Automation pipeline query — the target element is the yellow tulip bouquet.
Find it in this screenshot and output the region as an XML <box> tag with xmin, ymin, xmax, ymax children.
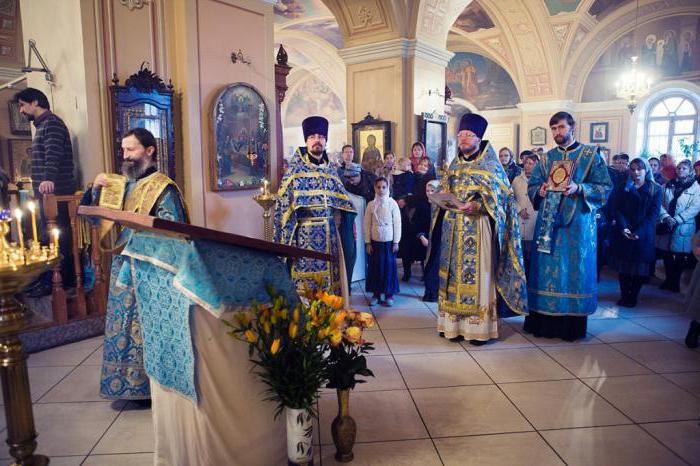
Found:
<box><xmin>225</xmin><ymin>285</ymin><xmax>362</xmax><ymax>418</ymax></box>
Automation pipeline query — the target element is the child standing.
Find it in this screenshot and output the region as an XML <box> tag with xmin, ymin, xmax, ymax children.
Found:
<box><xmin>417</xmin><ymin>180</ymin><xmax>442</xmax><ymax>302</ymax></box>
<box><xmin>364</xmin><ymin>177</ymin><xmax>402</xmax><ymax>306</ymax></box>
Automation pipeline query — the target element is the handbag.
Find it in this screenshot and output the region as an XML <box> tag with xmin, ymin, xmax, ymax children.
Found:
<box><xmin>656</xmin><ymin>222</ymin><xmax>674</xmax><ymax>235</ymax></box>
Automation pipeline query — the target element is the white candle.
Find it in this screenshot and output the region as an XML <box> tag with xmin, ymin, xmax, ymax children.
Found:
<box><xmin>27</xmin><ymin>201</ymin><xmax>38</xmax><ymax>244</ymax></box>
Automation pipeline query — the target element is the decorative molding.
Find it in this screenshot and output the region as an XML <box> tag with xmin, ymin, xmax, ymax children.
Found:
<box><xmin>119</xmin><ymin>0</ymin><xmax>147</xmax><ymax>10</ymax></box>
<box><xmin>357</xmin><ymin>6</ymin><xmax>373</xmax><ymax>27</ymax></box>
<box><xmin>339</xmin><ymin>38</ymin><xmax>454</xmax><ymax>66</ymax></box>
<box><xmin>420</xmin><ymin>0</ymin><xmax>449</xmax><ymax>35</ymax></box>
<box><xmin>552</xmin><ymin>23</ymin><xmax>570</xmax><ymax>48</ymax></box>
<box><xmin>516</xmin><ymin>100</ymin><xmax>575</xmax><ymax>112</ymax></box>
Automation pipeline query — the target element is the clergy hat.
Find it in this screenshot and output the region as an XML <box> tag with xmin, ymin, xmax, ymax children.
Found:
<box><xmin>302</xmin><ymin>116</ymin><xmax>329</xmax><ymax>140</ymax></box>
<box><xmin>458</xmin><ymin>113</ymin><xmax>488</xmax><ymax>139</ymax></box>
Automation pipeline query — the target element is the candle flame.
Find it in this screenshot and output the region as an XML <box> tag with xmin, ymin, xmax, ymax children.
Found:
<box><xmin>27</xmin><ymin>201</ymin><xmax>35</xmax><ymax>213</ymax></box>
<box><xmin>13</xmin><ymin>208</ymin><xmax>22</xmax><ymax>220</ymax></box>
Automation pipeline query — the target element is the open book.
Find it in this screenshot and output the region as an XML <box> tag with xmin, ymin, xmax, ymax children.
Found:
<box><xmin>427</xmin><ymin>192</ymin><xmax>467</xmax><ymax>211</ymax></box>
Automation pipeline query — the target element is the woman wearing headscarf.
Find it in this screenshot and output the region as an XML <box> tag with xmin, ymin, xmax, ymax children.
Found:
<box><xmin>659</xmin><ymin>153</ymin><xmax>676</xmax><ymax>185</ymax></box>
<box><xmin>400</xmin><ymin>157</ymin><xmax>435</xmax><ymax>281</ymax></box>
<box><xmin>657</xmin><ymin>159</ymin><xmax>700</xmax><ymax>292</ymax></box>
<box><xmin>684</xmin><ymin>231</ymin><xmax>700</xmax><ymax>348</ymax></box>
<box><xmin>610</xmin><ymin>158</ymin><xmax>662</xmax><ymax>307</ymax></box>
<box><xmin>498</xmin><ymin>147</ymin><xmax>522</xmax><ymax>183</ymax></box>
<box><xmin>409</xmin><ymin>141</ymin><xmax>436</xmax><ymax>178</ymax></box>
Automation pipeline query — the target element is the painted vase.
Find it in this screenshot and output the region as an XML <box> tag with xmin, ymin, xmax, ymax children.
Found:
<box><xmin>286</xmin><ymin>407</ymin><xmax>314</xmax><ymax>466</ymax></box>
<box><xmin>331</xmin><ymin>389</ymin><xmax>356</xmax><ymax>462</ymax></box>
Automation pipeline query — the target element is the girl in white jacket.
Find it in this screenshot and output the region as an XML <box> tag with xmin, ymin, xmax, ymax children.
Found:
<box><xmin>364</xmin><ymin>177</ymin><xmax>402</xmax><ymax>306</ymax></box>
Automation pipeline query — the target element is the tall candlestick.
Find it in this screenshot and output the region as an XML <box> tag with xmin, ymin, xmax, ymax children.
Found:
<box><xmin>27</xmin><ymin>201</ymin><xmax>38</xmax><ymax>244</ymax></box>
<box><xmin>51</xmin><ymin>228</ymin><xmax>59</xmax><ymax>252</ymax></box>
<box><xmin>262</xmin><ymin>178</ymin><xmax>269</xmax><ymax>195</ymax></box>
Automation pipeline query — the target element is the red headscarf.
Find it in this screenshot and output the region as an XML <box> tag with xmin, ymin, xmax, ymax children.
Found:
<box><xmin>410</xmin><ymin>141</ymin><xmax>427</xmax><ymax>172</ymax></box>
<box><xmin>660</xmin><ymin>154</ymin><xmax>677</xmax><ymax>182</ymax></box>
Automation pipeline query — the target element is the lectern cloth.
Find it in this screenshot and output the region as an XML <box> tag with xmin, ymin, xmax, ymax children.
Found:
<box><xmin>118</xmin><ymin>232</ymin><xmax>298</xmax><ymax>401</ymax></box>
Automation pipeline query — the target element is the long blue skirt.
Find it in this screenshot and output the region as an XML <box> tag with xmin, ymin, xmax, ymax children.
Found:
<box><xmin>365</xmin><ymin>241</ymin><xmax>400</xmax><ymax>296</ymax></box>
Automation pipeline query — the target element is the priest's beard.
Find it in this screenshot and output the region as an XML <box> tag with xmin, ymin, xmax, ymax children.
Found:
<box><xmin>121</xmin><ymin>157</ymin><xmax>152</xmax><ymax>180</ymax></box>
<box><xmin>459</xmin><ymin>141</ymin><xmax>480</xmax><ymax>157</ymax></box>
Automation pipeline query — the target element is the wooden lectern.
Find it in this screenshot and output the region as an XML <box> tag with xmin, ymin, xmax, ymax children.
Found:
<box><xmin>78</xmin><ymin>206</ymin><xmax>330</xmax><ymax>466</ymax></box>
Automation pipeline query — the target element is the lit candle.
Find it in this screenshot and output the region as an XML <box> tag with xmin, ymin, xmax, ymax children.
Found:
<box><xmin>13</xmin><ymin>208</ymin><xmax>24</xmax><ymax>251</ymax></box>
<box><xmin>52</xmin><ymin>228</ymin><xmax>60</xmax><ymax>252</ymax></box>
<box><xmin>27</xmin><ymin>201</ymin><xmax>38</xmax><ymax>244</ymax></box>
<box><xmin>262</xmin><ymin>179</ymin><xmax>269</xmax><ymax>194</ymax></box>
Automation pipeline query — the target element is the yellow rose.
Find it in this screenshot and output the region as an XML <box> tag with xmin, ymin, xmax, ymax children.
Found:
<box><xmin>345</xmin><ymin>326</ymin><xmax>362</xmax><ymax>344</ymax></box>
<box><xmin>270</xmin><ymin>338</ymin><xmax>281</xmax><ymax>355</ymax></box>
<box><xmin>288</xmin><ymin>322</ymin><xmax>298</xmax><ymax>339</ymax></box>
<box><xmin>318</xmin><ymin>327</ymin><xmax>328</xmax><ymax>339</ymax></box>
<box><xmin>357</xmin><ymin>312</ymin><xmax>375</xmax><ymax>328</ymax></box>
<box><xmin>330</xmin><ymin>329</ymin><xmax>342</xmax><ymax>346</ymax></box>
<box><xmin>244</xmin><ymin>329</ymin><xmax>258</xmax><ymax>343</ymax></box>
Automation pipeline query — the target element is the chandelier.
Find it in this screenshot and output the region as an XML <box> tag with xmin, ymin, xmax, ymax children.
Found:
<box><xmin>615</xmin><ymin>0</ymin><xmax>653</xmax><ymax>114</ymax></box>
<box><xmin>615</xmin><ymin>56</ymin><xmax>652</xmax><ymax>114</ymax></box>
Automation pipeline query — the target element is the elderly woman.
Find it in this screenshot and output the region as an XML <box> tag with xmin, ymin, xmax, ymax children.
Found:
<box><xmin>657</xmin><ymin>159</ymin><xmax>700</xmax><ymax>292</ymax></box>
<box><xmin>610</xmin><ymin>158</ymin><xmax>662</xmax><ymax>307</ymax></box>
<box><xmin>498</xmin><ymin>147</ymin><xmax>522</xmax><ymax>183</ymax></box>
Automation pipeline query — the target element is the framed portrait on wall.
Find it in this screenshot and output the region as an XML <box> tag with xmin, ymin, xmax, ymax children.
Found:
<box><xmin>421</xmin><ymin>113</ymin><xmax>447</xmax><ymax>170</ymax></box>
<box><xmin>6</xmin><ymin>138</ymin><xmax>32</xmax><ymax>180</ymax></box>
<box><xmin>598</xmin><ymin>146</ymin><xmax>611</xmax><ymax>163</ymax></box>
<box><xmin>8</xmin><ymin>101</ymin><xmax>30</xmax><ymax>136</ymax></box>
<box><xmin>351</xmin><ymin>113</ymin><xmax>391</xmax><ymax>165</ymax></box>
<box><xmin>590</xmin><ymin>122</ymin><xmax>608</xmax><ymax>143</ymax></box>
<box><xmin>530</xmin><ymin>126</ymin><xmax>546</xmax><ymax>146</ymax></box>
<box><xmin>210</xmin><ymin>82</ymin><xmax>270</xmax><ymax>191</ymax></box>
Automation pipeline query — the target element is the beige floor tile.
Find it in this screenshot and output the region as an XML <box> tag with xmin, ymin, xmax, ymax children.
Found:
<box><xmin>500</xmin><ymin>379</ymin><xmax>630</xmax><ymax>429</ymax></box>
<box><xmin>318</xmin><ymin>390</ymin><xmax>427</xmax><ymax>444</ymax></box>
<box><xmin>462</xmin><ymin>323</ymin><xmax>535</xmax><ymax>351</ymax></box>
<box><xmin>0</xmin><ymin>366</ymin><xmax>73</xmax><ymax>405</ymax></box>
<box><xmin>662</xmin><ymin>372</ymin><xmax>700</xmax><ymax>397</ymax></box>
<box><xmin>520</xmin><ymin>331</ymin><xmax>603</xmax><ymax>347</ymax></box>
<box><xmin>587</xmin><ymin>319</ymin><xmax>666</xmax><ymax>343</ymax></box>
<box><xmin>630</xmin><ymin>316</ymin><xmax>693</xmax><ymax>340</ymax></box>
<box><xmin>82</xmin><ymin>453</ymin><xmax>154</xmax><ymax>465</ymax></box>
<box><xmin>541</xmin><ymin>425</ymin><xmax>686</xmax><ymax>466</ymax></box>
<box><xmin>92</xmin><ymin>404</ymin><xmax>154</xmax><ymax>454</ymax></box>
<box><xmin>411</xmin><ymin>385</ymin><xmax>532</xmax><ymax>437</ymax></box>
<box><xmin>612</xmin><ymin>341</ymin><xmax>700</xmax><ymax>373</ymax></box>
<box><xmin>39</xmin><ymin>365</ymin><xmax>103</xmax><ymax>403</ymax></box>
<box><xmin>382</xmin><ymin>328</ymin><xmax>461</xmax><ymax>355</ymax></box>
<box><xmin>27</xmin><ymin>338</ymin><xmax>103</xmax><ymax>367</ymax></box>
<box><xmin>470</xmin><ymin>348</ymin><xmax>573</xmax><ymax>383</ymax></box>
<box><xmin>582</xmin><ymin>375</ymin><xmax>700</xmax><ymax>423</ymax></box>
<box><xmin>395</xmin><ymin>352</ymin><xmax>491</xmax><ymax>388</ymax></box>
<box><xmin>373</xmin><ymin>306</ymin><xmax>437</xmax><ymax>330</ymax></box>
<box><xmin>641</xmin><ymin>421</ymin><xmax>700</xmax><ymax>465</ymax></box>
<box><xmin>543</xmin><ymin>345</ymin><xmax>652</xmax><ymax>378</ymax></box>
<box><xmin>354</xmin><ymin>355</ymin><xmax>406</xmax><ymax>392</ymax></box>
<box><xmin>82</xmin><ymin>346</ymin><xmax>104</xmax><ymax>366</ymax></box>
<box><xmin>360</xmin><ymin>329</ymin><xmax>389</xmax><ymax>356</ymax></box>
<box><xmin>435</xmin><ymin>432</ymin><xmax>564</xmax><ymax>466</ymax></box>
<box><xmin>322</xmin><ymin>439</ymin><xmax>441</xmax><ymax>466</ymax></box>
<box><xmin>0</xmin><ymin>402</ymin><xmax>120</xmax><ymax>458</ymax></box>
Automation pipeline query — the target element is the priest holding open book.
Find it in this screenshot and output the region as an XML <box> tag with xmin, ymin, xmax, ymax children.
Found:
<box><xmin>431</xmin><ymin>113</ymin><xmax>528</xmax><ymax>346</ymax></box>
<box><xmin>81</xmin><ymin>127</ymin><xmax>188</xmax><ymax>401</ymax></box>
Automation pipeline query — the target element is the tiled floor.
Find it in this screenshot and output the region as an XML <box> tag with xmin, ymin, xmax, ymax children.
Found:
<box><xmin>3</xmin><ymin>271</ymin><xmax>699</xmax><ymax>465</ymax></box>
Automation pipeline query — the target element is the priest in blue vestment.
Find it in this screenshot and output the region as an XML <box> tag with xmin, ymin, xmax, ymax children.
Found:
<box><xmin>83</xmin><ymin>128</ymin><xmax>188</xmax><ymax>401</ymax></box>
<box><xmin>433</xmin><ymin>113</ymin><xmax>528</xmax><ymax>345</ymax></box>
<box><xmin>524</xmin><ymin>112</ymin><xmax>612</xmax><ymax>341</ymax></box>
<box><xmin>274</xmin><ymin>116</ymin><xmax>355</xmax><ymax>296</ymax></box>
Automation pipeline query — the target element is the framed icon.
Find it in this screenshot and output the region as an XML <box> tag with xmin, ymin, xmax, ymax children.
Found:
<box><xmin>351</xmin><ymin>113</ymin><xmax>391</xmax><ymax>166</ymax></box>
<box><xmin>590</xmin><ymin>122</ymin><xmax>608</xmax><ymax>143</ymax></box>
<box><xmin>530</xmin><ymin>126</ymin><xmax>546</xmax><ymax>146</ymax></box>
<box><xmin>8</xmin><ymin>101</ymin><xmax>30</xmax><ymax>136</ymax></box>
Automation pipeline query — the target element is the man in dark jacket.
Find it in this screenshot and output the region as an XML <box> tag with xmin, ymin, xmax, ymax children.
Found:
<box><xmin>15</xmin><ymin>88</ymin><xmax>77</xmax><ymax>292</ymax></box>
<box><xmin>341</xmin><ymin>163</ymin><xmax>376</xmax><ymax>203</ymax></box>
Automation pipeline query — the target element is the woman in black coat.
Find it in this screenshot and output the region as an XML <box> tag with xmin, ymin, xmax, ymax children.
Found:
<box><xmin>399</xmin><ymin>158</ymin><xmax>435</xmax><ymax>281</ymax></box>
<box><xmin>610</xmin><ymin>157</ymin><xmax>662</xmax><ymax>307</ymax></box>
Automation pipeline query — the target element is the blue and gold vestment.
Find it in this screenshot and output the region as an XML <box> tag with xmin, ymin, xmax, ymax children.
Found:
<box><xmin>434</xmin><ymin>141</ymin><xmax>528</xmax><ymax>317</ymax></box>
<box><xmin>527</xmin><ymin>143</ymin><xmax>612</xmax><ymax>316</ymax></box>
<box><xmin>93</xmin><ymin>169</ymin><xmax>188</xmax><ymax>400</ymax></box>
<box><xmin>274</xmin><ymin>147</ymin><xmax>355</xmax><ymax>294</ymax></box>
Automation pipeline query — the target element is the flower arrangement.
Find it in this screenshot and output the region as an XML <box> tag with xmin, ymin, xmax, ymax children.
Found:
<box><xmin>224</xmin><ymin>285</ymin><xmax>365</xmax><ymax>417</ymax></box>
<box><xmin>325</xmin><ymin>310</ymin><xmax>375</xmax><ymax>390</ymax></box>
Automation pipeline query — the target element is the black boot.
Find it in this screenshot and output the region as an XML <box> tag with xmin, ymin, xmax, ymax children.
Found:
<box><xmin>628</xmin><ymin>276</ymin><xmax>642</xmax><ymax>307</ymax></box>
<box><xmin>685</xmin><ymin>320</ymin><xmax>700</xmax><ymax>349</ymax></box>
<box><xmin>402</xmin><ymin>260</ymin><xmax>412</xmax><ymax>282</ymax></box>
<box><xmin>617</xmin><ymin>274</ymin><xmax>632</xmax><ymax>307</ymax></box>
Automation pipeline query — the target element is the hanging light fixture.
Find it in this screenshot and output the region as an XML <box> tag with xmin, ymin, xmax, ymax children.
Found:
<box><xmin>615</xmin><ymin>0</ymin><xmax>653</xmax><ymax>114</ymax></box>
